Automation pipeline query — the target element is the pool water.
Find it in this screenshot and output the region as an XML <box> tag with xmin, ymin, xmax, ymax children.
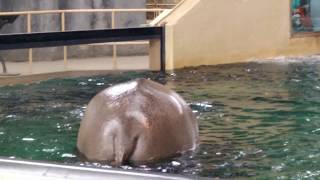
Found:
<box><xmin>1</xmin><ymin>57</ymin><xmax>320</xmax><ymax>179</ymax></box>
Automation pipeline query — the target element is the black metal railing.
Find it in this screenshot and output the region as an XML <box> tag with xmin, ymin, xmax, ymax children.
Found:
<box><xmin>0</xmin><ymin>26</ymin><xmax>166</xmax><ymax>74</ymax></box>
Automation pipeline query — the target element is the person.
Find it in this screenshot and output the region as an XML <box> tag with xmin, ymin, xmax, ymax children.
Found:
<box><xmin>292</xmin><ymin>0</ymin><xmax>313</xmax><ymax>32</ymax></box>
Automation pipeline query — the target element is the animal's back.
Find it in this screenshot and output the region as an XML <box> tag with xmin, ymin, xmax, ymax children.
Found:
<box><xmin>77</xmin><ymin>79</ymin><xmax>198</xmax><ymax>164</ymax></box>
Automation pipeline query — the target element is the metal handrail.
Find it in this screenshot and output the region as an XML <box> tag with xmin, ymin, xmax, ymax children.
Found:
<box><xmin>146</xmin><ymin>3</ymin><xmax>177</xmax><ymax>8</ymax></box>
<box><xmin>0</xmin><ymin>27</ymin><xmax>163</xmax><ymax>50</ymax></box>
<box><xmin>0</xmin><ymin>9</ymin><xmax>168</xmax><ymax>16</ymax></box>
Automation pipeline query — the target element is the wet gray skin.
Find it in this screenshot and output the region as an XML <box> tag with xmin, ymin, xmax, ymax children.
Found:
<box><xmin>77</xmin><ymin>78</ymin><xmax>199</xmax><ymax>165</ymax></box>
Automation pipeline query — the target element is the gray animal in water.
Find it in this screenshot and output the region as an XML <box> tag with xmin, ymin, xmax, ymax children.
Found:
<box><xmin>77</xmin><ymin>78</ymin><xmax>199</xmax><ymax>165</ymax></box>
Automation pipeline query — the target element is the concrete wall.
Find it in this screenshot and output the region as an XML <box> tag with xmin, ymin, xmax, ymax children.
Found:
<box><xmin>150</xmin><ymin>0</ymin><xmax>320</xmax><ymax>70</ymax></box>
<box><xmin>0</xmin><ymin>0</ymin><xmax>147</xmax><ymax>62</ymax></box>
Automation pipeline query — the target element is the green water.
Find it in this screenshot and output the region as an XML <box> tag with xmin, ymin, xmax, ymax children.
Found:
<box><xmin>1</xmin><ymin>57</ymin><xmax>320</xmax><ymax>179</ymax></box>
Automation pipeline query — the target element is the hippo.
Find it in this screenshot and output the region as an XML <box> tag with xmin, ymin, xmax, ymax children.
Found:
<box><xmin>77</xmin><ymin>78</ymin><xmax>199</xmax><ymax>165</ymax></box>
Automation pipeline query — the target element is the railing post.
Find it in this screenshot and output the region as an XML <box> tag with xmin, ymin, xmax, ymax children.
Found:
<box><xmin>154</xmin><ymin>10</ymin><xmax>157</xmax><ymax>19</ymax></box>
<box><xmin>160</xmin><ymin>25</ymin><xmax>166</xmax><ymax>74</ymax></box>
<box><xmin>61</xmin><ymin>12</ymin><xmax>68</xmax><ymax>70</ymax></box>
<box><xmin>111</xmin><ymin>11</ymin><xmax>117</xmax><ymax>70</ymax></box>
<box><xmin>27</xmin><ymin>13</ymin><xmax>33</xmax><ymax>74</ymax></box>
<box><xmin>0</xmin><ymin>57</ymin><xmax>7</xmax><ymax>74</ymax></box>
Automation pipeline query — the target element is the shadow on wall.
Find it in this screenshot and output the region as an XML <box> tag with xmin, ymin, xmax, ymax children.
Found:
<box><xmin>0</xmin><ymin>0</ymin><xmax>147</xmax><ymax>62</ymax></box>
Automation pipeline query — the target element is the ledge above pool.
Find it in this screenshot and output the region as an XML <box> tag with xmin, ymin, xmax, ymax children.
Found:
<box><xmin>0</xmin><ymin>158</ymin><xmax>206</xmax><ymax>180</ymax></box>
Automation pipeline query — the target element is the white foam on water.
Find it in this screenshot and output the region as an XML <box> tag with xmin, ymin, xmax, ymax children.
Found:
<box><xmin>249</xmin><ymin>55</ymin><xmax>320</xmax><ymax>64</ymax></box>
<box><xmin>22</xmin><ymin>138</ymin><xmax>35</xmax><ymax>142</ymax></box>
<box><xmin>61</xmin><ymin>153</ymin><xmax>76</xmax><ymax>158</ymax></box>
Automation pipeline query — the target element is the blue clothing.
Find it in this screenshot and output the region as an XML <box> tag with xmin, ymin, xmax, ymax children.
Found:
<box><xmin>292</xmin><ymin>0</ymin><xmax>301</xmax><ymax>9</ymax></box>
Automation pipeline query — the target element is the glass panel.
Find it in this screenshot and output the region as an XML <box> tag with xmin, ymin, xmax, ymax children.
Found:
<box><xmin>0</xmin><ymin>43</ymin><xmax>149</xmax><ymax>76</ymax></box>
<box><xmin>292</xmin><ymin>0</ymin><xmax>320</xmax><ymax>32</ymax></box>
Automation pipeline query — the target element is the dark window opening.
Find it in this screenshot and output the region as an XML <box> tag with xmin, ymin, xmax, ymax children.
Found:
<box><xmin>292</xmin><ymin>0</ymin><xmax>320</xmax><ymax>33</ymax></box>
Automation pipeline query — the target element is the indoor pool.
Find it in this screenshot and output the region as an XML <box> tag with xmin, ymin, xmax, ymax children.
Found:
<box><xmin>1</xmin><ymin>56</ymin><xmax>320</xmax><ymax>179</ymax></box>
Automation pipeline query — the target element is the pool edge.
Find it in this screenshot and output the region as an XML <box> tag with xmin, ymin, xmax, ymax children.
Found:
<box><xmin>0</xmin><ymin>157</ymin><xmax>208</xmax><ymax>180</ymax></box>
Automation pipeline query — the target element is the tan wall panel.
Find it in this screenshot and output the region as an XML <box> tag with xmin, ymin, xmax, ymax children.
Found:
<box><xmin>151</xmin><ymin>0</ymin><xmax>320</xmax><ymax>69</ymax></box>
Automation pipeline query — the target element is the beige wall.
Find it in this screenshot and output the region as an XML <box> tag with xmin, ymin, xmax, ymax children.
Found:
<box><xmin>150</xmin><ymin>0</ymin><xmax>320</xmax><ymax>70</ymax></box>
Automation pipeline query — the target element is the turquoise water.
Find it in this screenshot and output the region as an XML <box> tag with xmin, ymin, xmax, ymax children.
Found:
<box><xmin>1</xmin><ymin>57</ymin><xmax>320</xmax><ymax>179</ymax></box>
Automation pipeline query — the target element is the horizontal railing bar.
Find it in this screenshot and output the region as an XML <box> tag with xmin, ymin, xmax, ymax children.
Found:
<box><xmin>146</xmin><ymin>4</ymin><xmax>177</xmax><ymax>6</ymax></box>
<box><xmin>0</xmin><ymin>27</ymin><xmax>163</xmax><ymax>50</ymax></box>
<box><xmin>0</xmin><ymin>9</ymin><xmax>169</xmax><ymax>16</ymax></box>
<box><xmin>89</xmin><ymin>41</ymin><xmax>149</xmax><ymax>46</ymax></box>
